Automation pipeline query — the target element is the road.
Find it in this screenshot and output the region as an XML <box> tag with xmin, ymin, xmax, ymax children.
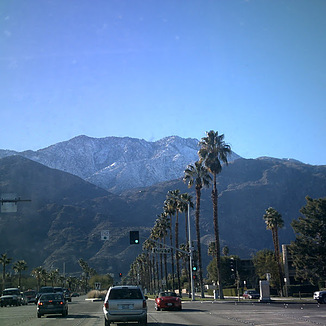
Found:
<box><xmin>1</xmin><ymin>296</ymin><xmax>326</xmax><ymax>326</ymax></box>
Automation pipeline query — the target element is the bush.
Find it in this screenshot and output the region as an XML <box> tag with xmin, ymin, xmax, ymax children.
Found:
<box><xmin>87</xmin><ymin>290</ymin><xmax>107</xmax><ymax>300</ymax></box>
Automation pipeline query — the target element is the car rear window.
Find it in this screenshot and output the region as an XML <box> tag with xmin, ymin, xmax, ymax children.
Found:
<box><xmin>41</xmin><ymin>294</ymin><xmax>63</xmax><ymax>300</ymax></box>
<box><xmin>109</xmin><ymin>288</ymin><xmax>143</xmax><ymax>300</ymax></box>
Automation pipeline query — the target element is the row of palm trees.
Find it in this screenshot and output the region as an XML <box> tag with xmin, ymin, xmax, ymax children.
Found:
<box><xmin>128</xmin><ymin>130</ymin><xmax>232</xmax><ymax>298</ymax></box>
<box><xmin>0</xmin><ymin>253</ymin><xmax>28</xmax><ymax>290</ymax></box>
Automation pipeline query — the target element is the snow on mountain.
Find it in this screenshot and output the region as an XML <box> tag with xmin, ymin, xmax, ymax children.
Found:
<box><xmin>0</xmin><ymin>135</ymin><xmax>240</xmax><ymax>193</ymax></box>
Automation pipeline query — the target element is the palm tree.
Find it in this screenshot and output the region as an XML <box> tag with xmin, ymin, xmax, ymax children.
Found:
<box><xmin>0</xmin><ymin>253</ymin><xmax>12</xmax><ymax>290</ymax></box>
<box><xmin>49</xmin><ymin>269</ymin><xmax>59</xmax><ymax>287</ymax></box>
<box><xmin>31</xmin><ymin>266</ymin><xmax>46</xmax><ymax>291</ymax></box>
<box><xmin>163</xmin><ymin>195</ymin><xmax>177</xmax><ymax>291</ymax></box>
<box><xmin>154</xmin><ymin>212</ymin><xmax>170</xmax><ymax>290</ymax></box>
<box><xmin>166</xmin><ymin>189</ymin><xmax>183</xmax><ymax>296</ymax></box>
<box><xmin>12</xmin><ymin>260</ymin><xmax>28</xmax><ymax>288</ymax></box>
<box><xmin>142</xmin><ymin>238</ymin><xmax>156</xmax><ymax>293</ymax></box>
<box><xmin>263</xmin><ymin>207</ymin><xmax>285</xmax><ymax>295</ymax></box>
<box><xmin>198</xmin><ymin>130</ymin><xmax>231</xmax><ymax>299</ymax></box>
<box><xmin>180</xmin><ymin>192</ymin><xmax>194</xmax><ymax>297</ymax></box>
<box><xmin>184</xmin><ymin>161</ymin><xmax>211</xmax><ymax>298</ymax></box>
<box><xmin>180</xmin><ymin>193</ymin><xmax>194</xmax><ymax>246</ymax></box>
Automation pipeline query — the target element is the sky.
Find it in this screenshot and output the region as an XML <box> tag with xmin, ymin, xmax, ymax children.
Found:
<box><xmin>1</xmin><ymin>0</ymin><xmax>325</xmax><ymax>165</ymax></box>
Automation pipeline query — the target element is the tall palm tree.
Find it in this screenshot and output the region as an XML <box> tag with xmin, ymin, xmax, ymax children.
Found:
<box><xmin>184</xmin><ymin>161</ymin><xmax>211</xmax><ymax>298</ymax></box>
<box><xmin>49</xmin><ymin>269</ymin><xmax>59</xmax><ymax>287</ymax></box>
<box><xmin>163</xmin><ymin>195</ymin><xmax>177</xmax><ymax>291</ymax></box>
<box><xmin>180</xmin><ymin>192</ymin><xmax>194</xmax><ymax>297</ymax></box>
<box><xmin>155</xmin><ymin>212</ymin><xmax>170</xmax><ymax>290</ymax></box>
<box><xmin>12</xmin><ymin>260</ymin><xmax>28</xmax><ymax>288</ymax></box>
<box><xmin>0</xmin><ymin>253</ymin><xmax>12</xmax><ymax>290</ymax></box>
<box><xmin>198</xmin><ymin>130</ymin><xmax>231</xmax><ymax>299</ymax></box>
<box><xmin>166</xmin><ymin>189</ymin><xmax>183</xmax><ymax>296</ymax></box>
<box><xmin>31</xmin><ymin>266</ymin><xmax>46</xmax><ymax>291</ymax></box>
<box><xmin>263</xmin><ymin>207</ymin><xmax>285</xmax><ymax>295</ymax></box>
<box><xmin>143</xmin><ymin>238</ymin><xmax>156</xmax><ymax>293</ymax></box>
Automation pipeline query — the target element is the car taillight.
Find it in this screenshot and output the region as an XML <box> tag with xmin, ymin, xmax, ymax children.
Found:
<box><xmin>38</xmin><ymin>302</ymin><xmax>43</xmax><ymax>306</ymax></box>
<box><xmin>143</xmin><ymin>300</ymin><xmax>146</xmax><ymax>308</ymax></box>
<box><xmin>104</xmin><ymin>302</ymin><xmax>109</xmax><ymax>309</ymax></box>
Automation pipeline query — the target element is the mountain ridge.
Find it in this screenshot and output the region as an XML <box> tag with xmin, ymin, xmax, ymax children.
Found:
<box><xmin>0</xmin><ymin>135</ymin><xmax>241</xmax><ymax>193</ymax></box>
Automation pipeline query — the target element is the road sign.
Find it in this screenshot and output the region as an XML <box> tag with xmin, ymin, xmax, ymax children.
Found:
<box><xmin>101</xmin><ymin>230</ymin><xmax>110</xmax><ymax>241</ymax></box>
<box><xmin>95</xmin><ymin>282</ymin><xmax>101</xmax><ymax>290</ymax></box>
<box><xmin>1</xmin><ymin>193</ymin><xmax>17</xmax><ymax>213</ymax></box>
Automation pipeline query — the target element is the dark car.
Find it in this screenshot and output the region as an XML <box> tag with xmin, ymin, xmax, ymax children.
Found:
<box><xmin>35</xmin><ymin>286</ymin><xmax>54</xmax><ymax>304</ymax></box>
<box><xmin>0</xmin><ymin>288</ymin><xmax>22</xmax><ymax>307</ymax></box>
<box><xmin>103</xmin><ymin>285</ymin><xmax>147</xmax><ymax>326</ymax></box>
<box><xmin>37</xmin><ymin>292</ymin><xmax>68</xmax><ymax>318</ymax></box>
<box><xmin>243</xmin><ymin>290</ymin><xmax>260</xmax><ymax>299</ymax></box>
<box><xmin>24</xmin><ymin>290</ymin><xmax>37</xmax><ymax>303</ymax></box>
<box><xmin>155</xmin><ymin>291</ymin><xmax>182</xmax><ymax>311</ymax></box>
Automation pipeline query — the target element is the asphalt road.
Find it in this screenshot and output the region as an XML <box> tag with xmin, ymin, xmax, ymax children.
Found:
<box><xmin>1</xmin><ymin>296</ymin><xmax>326</xmax><ymax>326</ymax></box>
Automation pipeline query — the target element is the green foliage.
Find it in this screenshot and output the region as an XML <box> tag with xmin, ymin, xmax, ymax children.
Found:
<box><xmin>252</xmin><ymin>249</ymin><xmax>280</xmax><ymax>289</ymax></box>
<box><xmin>289</xmin><ymin>196</ymin><xmax>326</xmax><ymax>286</ymax></box>
<box><xmin>207</xmin><ymin>256</ymin><xmax>241</xmax><ymax>287</ymax></box>
<box><xmin>89</xmin><ymin>274</ymin><xmax>113</xmax><ymax>290</ymax></box>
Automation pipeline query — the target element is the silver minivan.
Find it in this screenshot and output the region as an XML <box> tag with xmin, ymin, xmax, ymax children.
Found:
<box><xmin>103</xmin><ymin>285</ymin><xmax>147</xmax><ymax>326</ymax></box>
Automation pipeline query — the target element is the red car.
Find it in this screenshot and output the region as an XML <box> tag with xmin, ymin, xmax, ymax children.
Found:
<box><xmin>155</xmin><ymin>292</ymin><xmax>182</xmax><ymax>311</ymax></box>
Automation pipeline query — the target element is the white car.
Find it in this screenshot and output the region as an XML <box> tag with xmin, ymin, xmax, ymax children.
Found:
<box><xmin>103</xmin><ymin>285</ymin><xmax>147</xmax><ymax>326</ymax></box>
<box><xmin>313</xmin><ymin>290</ymin><xmax>326</xmax><ymax>304</ymax></box>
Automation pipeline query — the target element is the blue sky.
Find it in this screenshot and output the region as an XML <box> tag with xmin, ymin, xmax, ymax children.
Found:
<box><xmin>1</xmin><ymin>0</ymin><xmax>325</xmax><ymax>165</ymax></box>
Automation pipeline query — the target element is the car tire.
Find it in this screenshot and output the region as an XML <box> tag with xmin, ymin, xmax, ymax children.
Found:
<box><xmin>37</xmin><ymin>313</ymin><xmax>42</xmax><ymax>318</ymax></box>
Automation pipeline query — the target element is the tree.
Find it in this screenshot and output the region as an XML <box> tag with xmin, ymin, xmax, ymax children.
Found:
<box><xmin>78</xmin><ymin>259</ymin><xmax>96</xmax><ymax>293</ymax></box>
<box><xmin>198</xmin><ymin>130</ymin><xmax>231</xmax><ymax>299</ymax></box>
<box><xmin>163</xmin><ymin>193</ymin><xmax>177</xmax><ymax>291</ymax></box>
<box><xmin>0</xmin><ymin>253</ymin><xmax>12</xmax><ymax>290</ymax></box>
<box><xmin>263</xmin><ymin>207</ymin><xmax>284</xmax><ymax>295</ymax></box>
<box><xmin>12</xmin><ymin>260</ymin><xmax>28</xmax><ymax>288</ymax></box>
<box><xmin>252</xmin><ymin>249</ymin><xmax>280</xmax><ymax>290</ymax></box>
<box><xmin>31</xmin><ymin>266</ymin><xmax>46</xmax><ymax>291</ymax></box>
<box><xmin>290</xmin><ymin>196</ymin><xmax>326</xmax><ymax>287</ymax></box>
<box><xmin>184</xmin><ymin>160</ymin><xmax>211</xmax><ymax>298</ymax></box>
<box><xmin>48</xmin><ymin>269</ymin><xmax>59</xmax><ymax>287</ymax></box>
<box><xmin>167</xmin><ymin>189</ymin><xmax>183</xmax><ymax>296</ymax></box>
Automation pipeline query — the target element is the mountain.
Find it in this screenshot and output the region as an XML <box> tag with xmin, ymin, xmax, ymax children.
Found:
<box><xmin>1</xmin><ymin>153</ymin><xmax>326</xmax><ymax>278</ymax></box>
<box><xmin>0</xmin><ymin>135</ymin><xmax>240</xmax><ymax>193</ymax></box>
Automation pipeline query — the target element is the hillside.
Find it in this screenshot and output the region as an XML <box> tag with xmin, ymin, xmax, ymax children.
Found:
<box><xmin>1</xmin><ymin>154</ymin><xmax>326</xmax><ymax>278</ymax></box>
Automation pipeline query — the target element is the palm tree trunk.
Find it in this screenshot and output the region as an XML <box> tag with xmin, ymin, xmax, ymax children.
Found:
<box><xmin>175</xmin><ymin>211</ymin><xmax>181</xmax><ymax>296</ymax></box>
<box><xmin>212</xmin><ymin>174</ymin><xmax>223</xmax><ymax>299</ymax></box>
<box><xmin>195</xmin><ymin>186</ymin><xmax>205</xmax><ymax>298</ymax></box>
<box><xmin>169</xmin><ymin>215</ymin><xmax>175</xmax><ymax>291</ymax></box>
<box><xmin>273</xmin><ymin>228</ymin><xmax>284</xmax><ymax>296</ymax></box>
<box><xmin>164</xmin><ymin>237</ymin><xmax>168</xmax><ymax>291</ymax></box>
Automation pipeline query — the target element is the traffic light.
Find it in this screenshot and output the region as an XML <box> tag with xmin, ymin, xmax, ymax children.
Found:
<box><xmin>119</xmin><ymin>272</ymin><xmax>122</xmax><ymax>277</ymax></box>
<box><xmin>192</xmin><ymin>262</ymin><xmax>197</xmax><ymax>272</ymax></box>
<box><xmin>130</xmin><ymin>231</ymin><xmax>140</xmax><ymax>244</ymax></box>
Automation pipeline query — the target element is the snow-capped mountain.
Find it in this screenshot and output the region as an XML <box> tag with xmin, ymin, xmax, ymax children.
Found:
<box><xmin>0</xmin><ymin>135</ymin><xmax>240</xmax><ymax>193</ymax></box>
